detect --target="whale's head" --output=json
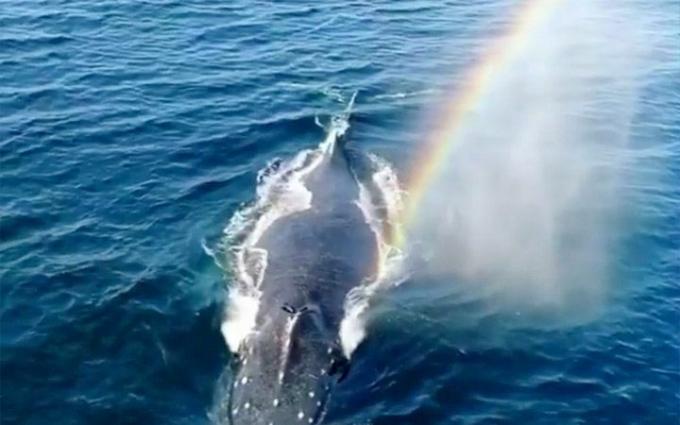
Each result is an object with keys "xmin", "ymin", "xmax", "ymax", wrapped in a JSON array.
[{"xmin": 227, "ymin": 310, "xmax": 346, "ymax": 425}]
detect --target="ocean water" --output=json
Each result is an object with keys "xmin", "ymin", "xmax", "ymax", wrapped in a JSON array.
[{"xmin": 1, "ymin": 1, "xmax": 678, "ymax": 425}]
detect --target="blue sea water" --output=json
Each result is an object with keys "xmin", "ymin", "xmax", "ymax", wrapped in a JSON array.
[{"xmin": 1, "ymin": 1, "xmax": 678, "ymax": 425}]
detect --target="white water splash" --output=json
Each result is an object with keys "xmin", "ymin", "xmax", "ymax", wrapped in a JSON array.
[
  {"xmin": 410, "ymin": 0, "xmax": 663, "ymax": 321},
  {"xmin": 340, "ymin": 154, "xmax": 406, "ymax": 358}
]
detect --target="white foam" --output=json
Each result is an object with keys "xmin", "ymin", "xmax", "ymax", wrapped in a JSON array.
[
  {"xmin": 221, "ymin": 288, "xmax": 261, "ymax": 354},
  {"xmin": 371, "ymin": 88, "xmax": 438, "ymax": 101},
  {"xmin": 340, "ymin": 154, "xmax": 407, "ymax": 358}
]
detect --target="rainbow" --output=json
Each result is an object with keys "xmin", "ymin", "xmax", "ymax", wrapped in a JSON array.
[{"xmin": 393, "ymin": 0, "xmax": 564, "ymax": 248}]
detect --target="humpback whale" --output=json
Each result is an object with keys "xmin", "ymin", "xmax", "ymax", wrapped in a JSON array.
[{"xmin": 222, "ymin": 115, "xmax": 381, "ymax": 425}]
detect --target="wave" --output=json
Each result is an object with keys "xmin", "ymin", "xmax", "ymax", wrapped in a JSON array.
[
  {"xmin": 219, "ymin": 93, "xmax": 406, "ymax": 358},
  {"xmin": 371, "ymin": 88, "xmax": 439, "ymax": 101}
]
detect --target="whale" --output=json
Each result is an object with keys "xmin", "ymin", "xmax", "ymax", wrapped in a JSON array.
[{"xmin": 225, "ymin": 132, "xmax": 380, "ymax": 425}]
